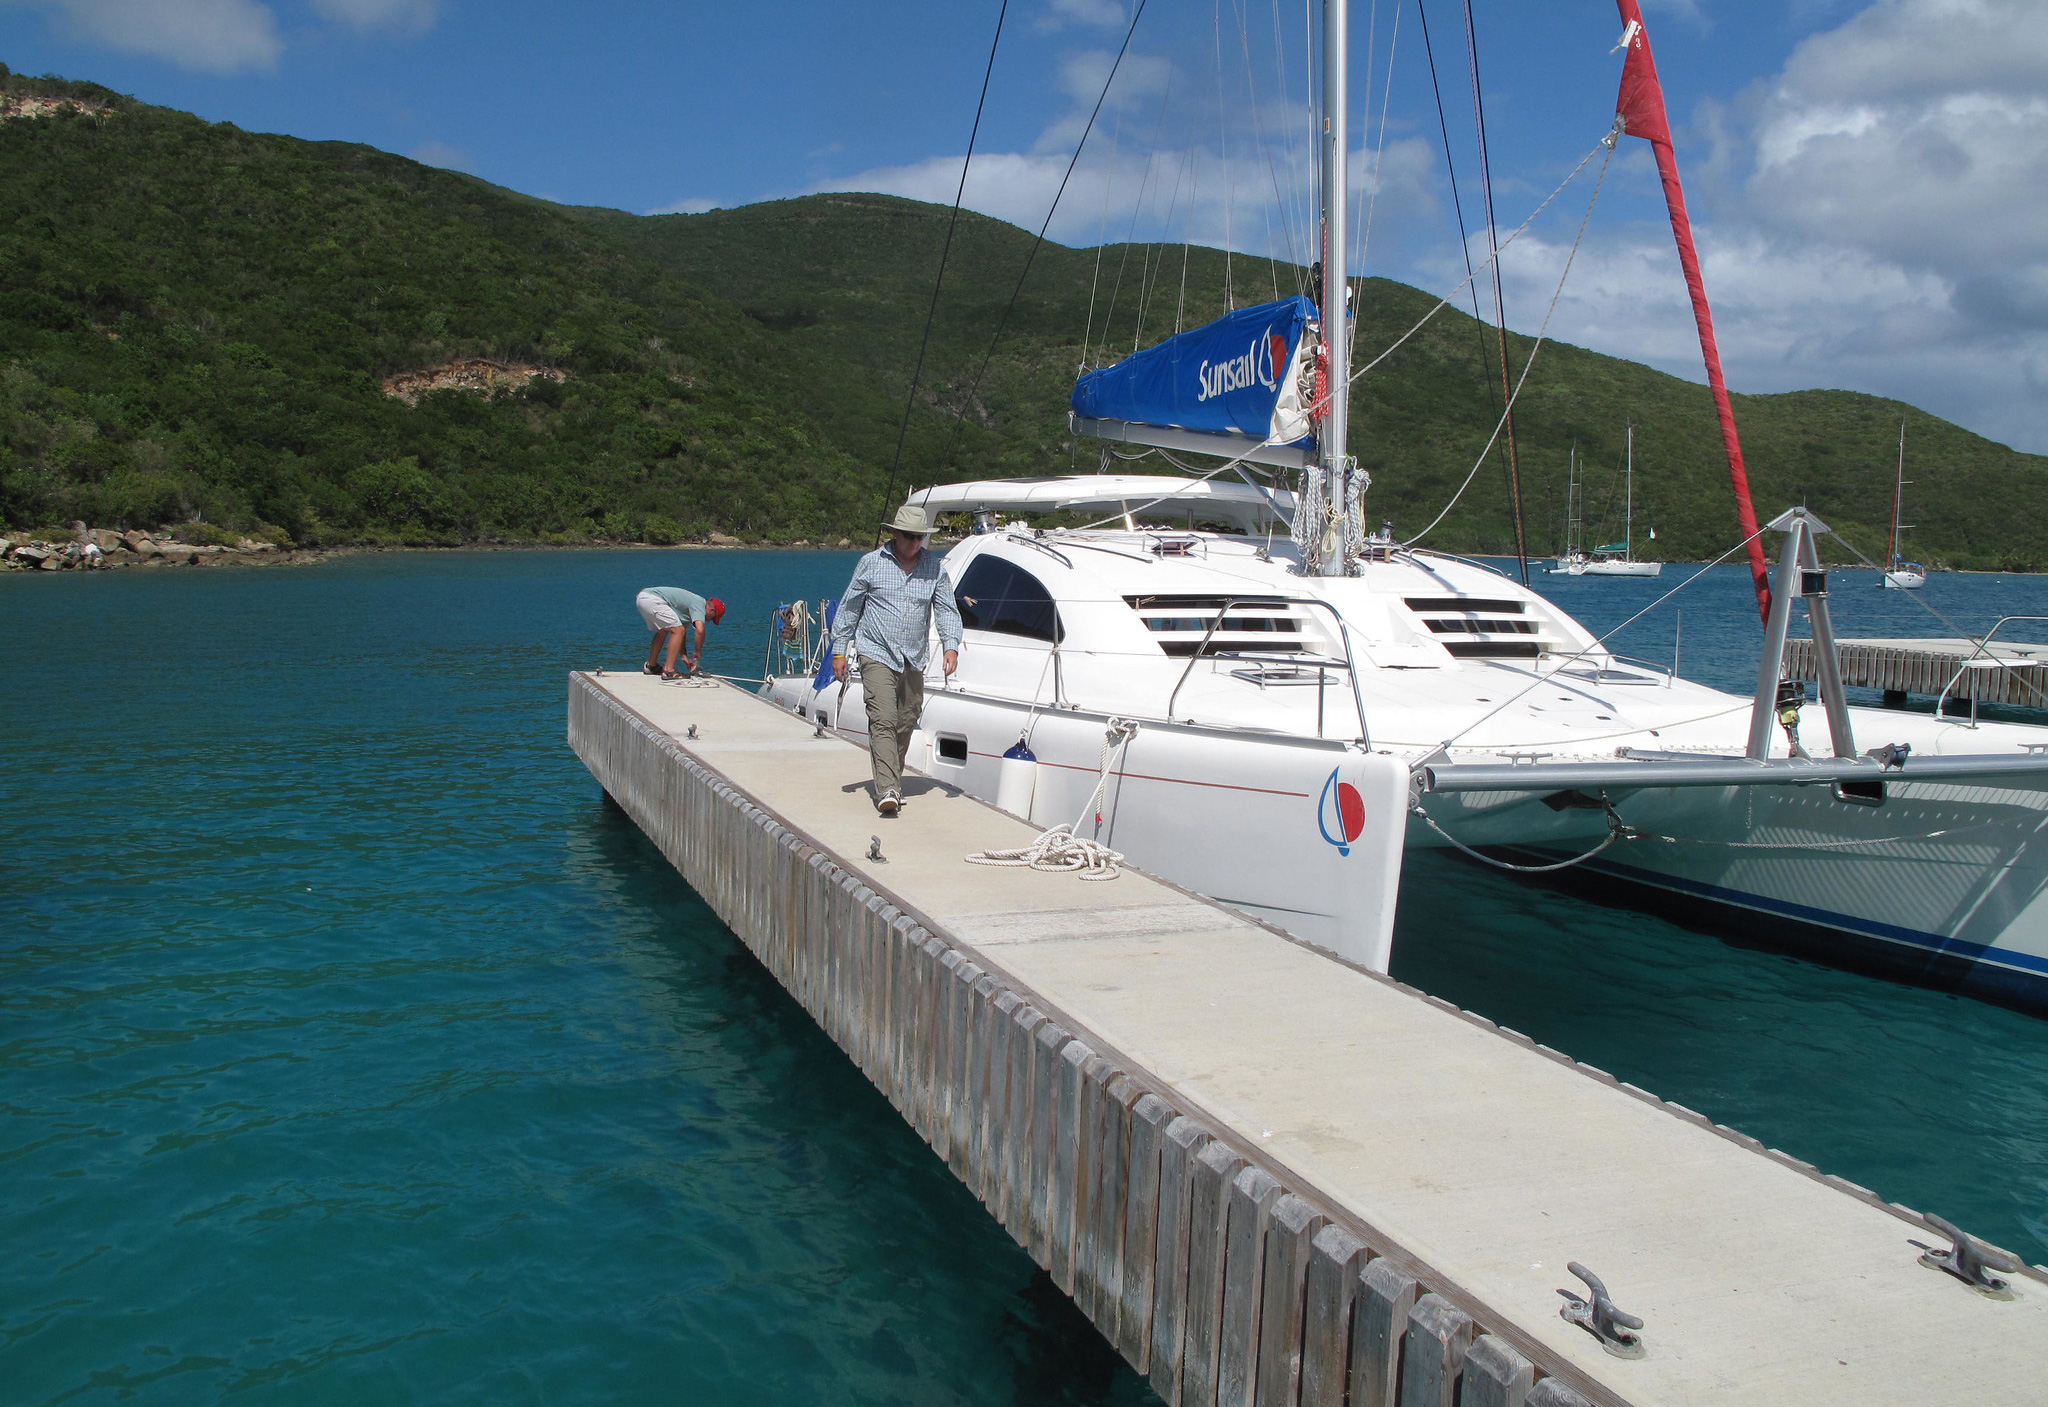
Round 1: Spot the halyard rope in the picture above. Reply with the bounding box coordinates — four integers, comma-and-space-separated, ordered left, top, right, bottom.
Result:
967, 720, 1137, 881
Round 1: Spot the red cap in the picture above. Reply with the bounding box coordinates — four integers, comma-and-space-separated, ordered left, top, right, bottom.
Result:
706, 598, 726, 623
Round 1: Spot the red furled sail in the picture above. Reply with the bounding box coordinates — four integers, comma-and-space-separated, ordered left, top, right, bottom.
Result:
1613, 0, 1772, 622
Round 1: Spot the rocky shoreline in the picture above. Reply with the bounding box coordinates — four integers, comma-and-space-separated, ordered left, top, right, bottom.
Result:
0, 527, 868, 575
1, 527, 332, 572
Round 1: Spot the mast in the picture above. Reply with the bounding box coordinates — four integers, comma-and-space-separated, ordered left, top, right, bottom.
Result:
1315, 0, 1353, 577
1568, 445, 1579, 557
1887, 419, 1907, 569
1624, 422, 1634, 560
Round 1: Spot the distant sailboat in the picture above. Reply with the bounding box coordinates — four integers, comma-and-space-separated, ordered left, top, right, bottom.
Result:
1882, 420, 1926, 589
1548, 424, 1662, 577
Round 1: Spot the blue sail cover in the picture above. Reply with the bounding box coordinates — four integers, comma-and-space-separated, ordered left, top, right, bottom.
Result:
1072, 296, 1317, 450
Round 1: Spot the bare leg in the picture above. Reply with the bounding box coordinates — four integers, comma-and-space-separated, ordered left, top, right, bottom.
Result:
644, 630, 664, 671
663, 627, 685, 674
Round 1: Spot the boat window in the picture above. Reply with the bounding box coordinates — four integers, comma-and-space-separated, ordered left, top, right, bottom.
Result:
1442, 642, 1543, 659
955, 555, 1063, 643
1403, 597, 1525, 614
1422, 618, 1538, 635
1122, 594, 1309, 656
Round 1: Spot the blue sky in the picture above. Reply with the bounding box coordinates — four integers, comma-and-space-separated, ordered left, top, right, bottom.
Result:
5, 0, 2046, 455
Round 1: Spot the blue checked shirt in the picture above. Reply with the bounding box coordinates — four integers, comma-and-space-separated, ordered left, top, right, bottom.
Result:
831, 546, 963, 672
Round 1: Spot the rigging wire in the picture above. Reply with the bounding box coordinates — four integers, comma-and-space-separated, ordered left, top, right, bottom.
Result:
1433, 519, 1770, 754
1400, 127, 1616, 549
1081, 99, 1126, 375
1412, 0, 1518, 560
1214, 0, 1234, 309
1226, 0, 1286, 299
1460, 0, 1530, 584
1823, 530, 2048, 712
939, 0, 1153, 473
1350, 131, 1607, 386
876, 0, 1011, 526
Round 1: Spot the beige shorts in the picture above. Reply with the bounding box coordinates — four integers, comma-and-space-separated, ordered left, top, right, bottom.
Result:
635, 589, 683, 632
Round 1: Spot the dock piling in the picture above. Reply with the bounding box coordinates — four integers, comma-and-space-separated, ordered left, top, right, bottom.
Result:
1401, 1293, 1478, 1407
1351, 1256, 1420, 1407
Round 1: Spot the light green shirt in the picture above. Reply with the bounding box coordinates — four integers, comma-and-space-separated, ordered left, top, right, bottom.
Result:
648, 587, 707, 624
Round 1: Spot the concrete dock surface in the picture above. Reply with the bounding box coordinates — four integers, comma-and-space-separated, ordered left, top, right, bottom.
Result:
571, 671, 2048, 1406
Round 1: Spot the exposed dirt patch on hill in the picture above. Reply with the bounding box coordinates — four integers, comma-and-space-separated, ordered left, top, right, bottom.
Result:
381, 359, 565, 405
1, 94, 106, 121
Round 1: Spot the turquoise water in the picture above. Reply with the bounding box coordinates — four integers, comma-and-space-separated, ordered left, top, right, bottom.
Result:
2, 550, 1146, 1406
4, 550, 2046, 1406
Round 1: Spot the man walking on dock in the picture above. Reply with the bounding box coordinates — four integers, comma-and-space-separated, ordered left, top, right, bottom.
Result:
636, 586, 725, 680
831, 505, 961, 816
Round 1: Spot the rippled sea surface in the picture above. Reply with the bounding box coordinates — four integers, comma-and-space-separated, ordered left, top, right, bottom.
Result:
4, 549, 2047, 1406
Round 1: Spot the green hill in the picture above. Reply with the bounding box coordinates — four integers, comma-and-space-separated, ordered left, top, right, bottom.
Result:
5, 63, 2046, 567
0, 66, 871, 546
575, 192, 2048, 570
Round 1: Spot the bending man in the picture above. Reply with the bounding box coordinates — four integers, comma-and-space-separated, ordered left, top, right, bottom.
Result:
636, 586, 725, 679
831, 505, 961, 816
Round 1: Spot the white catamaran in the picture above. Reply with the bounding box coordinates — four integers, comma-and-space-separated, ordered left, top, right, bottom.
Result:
762, 0, 2048, 1015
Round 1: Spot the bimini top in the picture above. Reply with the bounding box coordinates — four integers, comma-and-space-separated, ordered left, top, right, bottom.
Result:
906, 475, 1296, 534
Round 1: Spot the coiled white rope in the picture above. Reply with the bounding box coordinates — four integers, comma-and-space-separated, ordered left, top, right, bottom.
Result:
965, 823, 1128, 881
967, 720, 1137, 881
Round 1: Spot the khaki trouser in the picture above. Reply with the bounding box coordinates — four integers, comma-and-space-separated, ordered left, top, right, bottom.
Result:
858, 656, 925, 798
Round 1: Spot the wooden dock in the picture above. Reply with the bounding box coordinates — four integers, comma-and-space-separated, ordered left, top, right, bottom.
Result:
568, 671, 2048, 1406
1787, 637, 2048, 709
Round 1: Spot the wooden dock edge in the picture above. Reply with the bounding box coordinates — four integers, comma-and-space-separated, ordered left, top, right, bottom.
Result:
569, 673, 2048, 1403
567, 672, 1636, 1407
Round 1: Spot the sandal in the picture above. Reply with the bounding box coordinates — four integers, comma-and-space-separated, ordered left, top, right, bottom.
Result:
643, 662, 661, 675
661, 669, 682, 681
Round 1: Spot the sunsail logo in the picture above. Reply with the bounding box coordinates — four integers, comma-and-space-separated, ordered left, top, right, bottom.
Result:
1195, 329, 1290, 402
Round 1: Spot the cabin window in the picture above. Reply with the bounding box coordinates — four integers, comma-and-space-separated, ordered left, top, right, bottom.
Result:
936, 734, 969, 764
955, 556, 1063, 643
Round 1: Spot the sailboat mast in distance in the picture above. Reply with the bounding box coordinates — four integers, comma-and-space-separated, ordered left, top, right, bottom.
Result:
1316, 0, 1353, 577
1625, 422, 1634, 560
1888, 419, 1906, 567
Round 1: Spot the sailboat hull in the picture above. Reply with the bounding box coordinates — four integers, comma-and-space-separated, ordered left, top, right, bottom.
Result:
1883, 570, 1927, 589
1479, 772, 2048, 1012
1579, 559, 1663, 577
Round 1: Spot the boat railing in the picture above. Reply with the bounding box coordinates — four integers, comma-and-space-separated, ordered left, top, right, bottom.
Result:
760, 599, 832, 685
1933, 616, 2048, 726
1409, 548, 1511, 578
1164, 596, 1371, 746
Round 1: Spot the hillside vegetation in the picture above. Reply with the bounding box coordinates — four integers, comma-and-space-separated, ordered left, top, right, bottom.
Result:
5, 63, 2046, 566
0, 66, 868, 546
578, 192, 2048, 569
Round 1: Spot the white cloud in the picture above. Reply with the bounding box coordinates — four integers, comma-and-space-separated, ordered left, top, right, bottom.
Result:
310, 0, 436, 34
3, 0, 283, 72
1489, 0, 2048, 452
1034, 0, 1126, 33
408, 139, 473, 172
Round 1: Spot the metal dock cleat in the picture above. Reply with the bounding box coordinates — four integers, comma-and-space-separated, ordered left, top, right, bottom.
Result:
1911, 1215, 2020, 1299
1559, 1262, 1645, 1358
867, 835, 886, 863
685, 724, 699, 740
